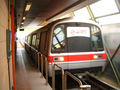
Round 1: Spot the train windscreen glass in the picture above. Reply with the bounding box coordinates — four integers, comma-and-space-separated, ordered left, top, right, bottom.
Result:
67, 26, 91, 52
51, 23, 104, 53
91, 26, 104, 51
52, 25, 65, 52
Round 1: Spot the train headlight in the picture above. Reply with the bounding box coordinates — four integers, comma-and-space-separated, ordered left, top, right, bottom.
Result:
93, 55, 102, 59
54, 57, 64, 61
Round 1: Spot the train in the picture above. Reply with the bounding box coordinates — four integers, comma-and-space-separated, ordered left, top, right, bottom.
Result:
25, 17, 107, 76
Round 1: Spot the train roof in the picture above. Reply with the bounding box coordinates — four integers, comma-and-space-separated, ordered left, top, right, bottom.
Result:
28, 17, 101, 36
54, 17, 100, 27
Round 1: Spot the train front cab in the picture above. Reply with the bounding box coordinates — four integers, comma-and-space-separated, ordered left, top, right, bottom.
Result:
48, 21, 107, 76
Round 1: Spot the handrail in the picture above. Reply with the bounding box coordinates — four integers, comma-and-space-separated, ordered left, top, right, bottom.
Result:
37, 52, 40, 70
36, 51, 91, 90
65, 72, 91, 90
37, 52, 65, 90
38, 53, 53, 84
52, 64, 65, 90
45, 57, 48, 84
30, 49, 91, 90
41, 54, 44, 77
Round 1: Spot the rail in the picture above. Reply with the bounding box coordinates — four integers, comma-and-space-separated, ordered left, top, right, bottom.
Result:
46, 57, 53, 85
37, 52, 40, 70
37, 51, 65, 90
27, 47, 50, 85
40, 54, 53, 84
33, 49, 90, 90
65, 72, 91, 90
29, 46, 91, 90
52, 64, 65, 90
40, 53, 53, 84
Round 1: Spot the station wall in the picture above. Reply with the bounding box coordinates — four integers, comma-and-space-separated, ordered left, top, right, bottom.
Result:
0, 0, 13, 90
102, 23, 120, 81
102, 23, 120, 56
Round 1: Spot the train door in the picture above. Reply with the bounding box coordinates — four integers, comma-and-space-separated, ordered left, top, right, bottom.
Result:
36, 32, 41, 51
90, 25, 105, 68
40, 31, 47, 54
39, 31, 47, 72
66, 23, 91, 70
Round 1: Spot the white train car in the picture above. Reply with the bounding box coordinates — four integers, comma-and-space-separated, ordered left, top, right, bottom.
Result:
25, 17, 107, 76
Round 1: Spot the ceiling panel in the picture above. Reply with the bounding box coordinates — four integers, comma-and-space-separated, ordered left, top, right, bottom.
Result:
16, 0, 98, 28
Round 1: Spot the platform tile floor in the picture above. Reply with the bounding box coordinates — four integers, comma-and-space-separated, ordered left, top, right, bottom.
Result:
15, 41, 52, 90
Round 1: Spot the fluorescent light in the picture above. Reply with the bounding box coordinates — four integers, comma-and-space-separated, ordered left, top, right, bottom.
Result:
21, 22, 24, 24
23, 17, 26, 20
25, 3, 31, 11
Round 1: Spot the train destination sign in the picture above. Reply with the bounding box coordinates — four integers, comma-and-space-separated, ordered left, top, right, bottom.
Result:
67, 27, 90, 38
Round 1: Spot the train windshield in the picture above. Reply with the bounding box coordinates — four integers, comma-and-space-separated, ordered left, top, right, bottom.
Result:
51, 23, 104, 53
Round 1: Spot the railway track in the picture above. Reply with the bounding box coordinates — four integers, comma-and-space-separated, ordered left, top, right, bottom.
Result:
74, 72, 118, 90
48, 71, 119, 90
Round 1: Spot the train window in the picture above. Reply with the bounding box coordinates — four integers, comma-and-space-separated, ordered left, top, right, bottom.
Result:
36, 39, 39, 48
52, 25, 65, 53
32, 34, 37, 46
37, 33, 40, 38
36, 33, 41, 49
25, 36, 27, 42
27, 36, 31, 45
91, 26, 104, 51
66, 25, 91, 52
67, 27, 90, 38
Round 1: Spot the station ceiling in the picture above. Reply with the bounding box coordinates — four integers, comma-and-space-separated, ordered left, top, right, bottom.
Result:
16, 0, 98, 28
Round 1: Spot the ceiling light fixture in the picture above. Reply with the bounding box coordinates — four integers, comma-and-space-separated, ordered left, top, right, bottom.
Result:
23, 17, 26, 20
25, 3, 32, 11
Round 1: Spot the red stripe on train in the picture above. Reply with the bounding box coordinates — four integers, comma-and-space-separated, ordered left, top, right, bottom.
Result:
48, 53, 107, 63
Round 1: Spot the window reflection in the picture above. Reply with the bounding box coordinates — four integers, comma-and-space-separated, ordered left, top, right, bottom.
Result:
52, 25, 65, 52
32, 35, 36, 46
91, 26, 103, 51
27, 36, 31, 45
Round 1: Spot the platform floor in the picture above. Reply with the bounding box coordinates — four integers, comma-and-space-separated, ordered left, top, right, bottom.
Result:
15, 42, 52, 90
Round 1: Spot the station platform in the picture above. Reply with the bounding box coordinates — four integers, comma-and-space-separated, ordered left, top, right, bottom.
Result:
15, 41, 52, 90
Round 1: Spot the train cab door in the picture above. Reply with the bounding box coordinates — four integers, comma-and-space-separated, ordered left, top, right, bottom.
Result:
51, 24, 69, 70
90, 26, 105, 69
66, 24, 91, 71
